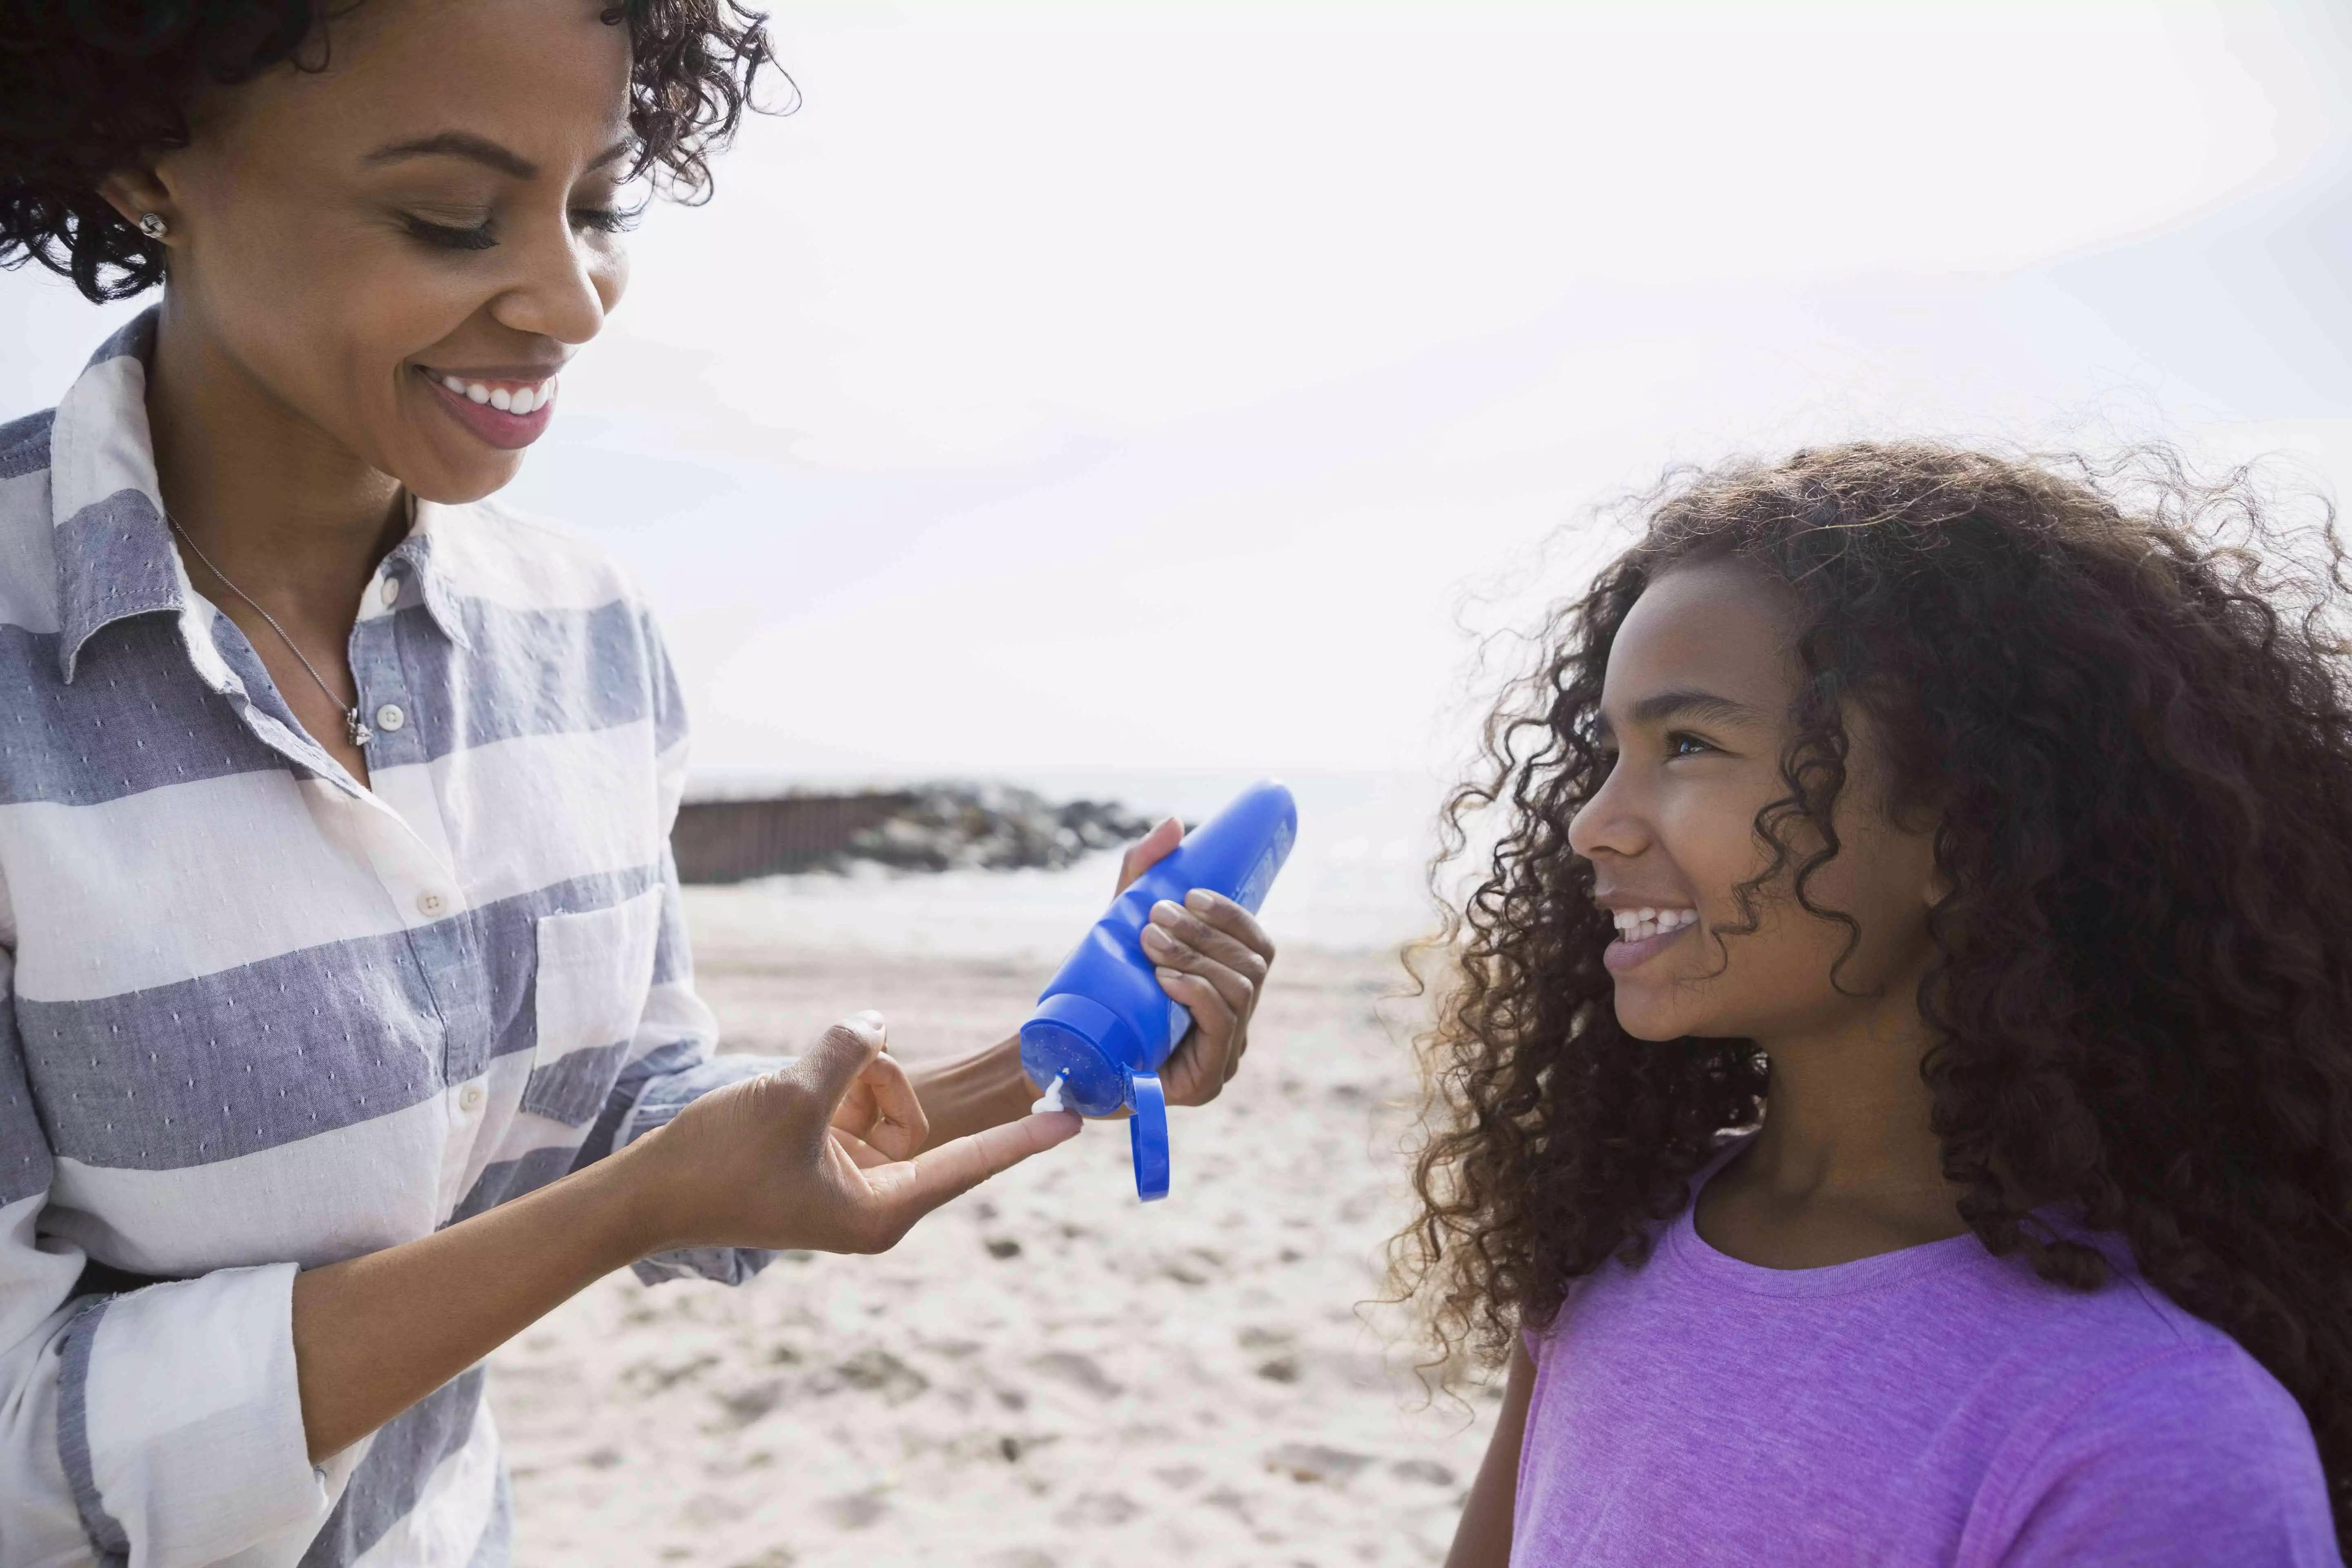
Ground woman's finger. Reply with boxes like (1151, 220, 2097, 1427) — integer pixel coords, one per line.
(1114, 817, 1183, 895)
(830, 1125, 894, 1169)
(792, 1011, 888, 1118)
(1156, 966, 1239, 1091)
(850, 1050, 928, 1160)
(1141, 920, 1259, 1025)
(862, 1112, 1082, 1237)
(1145, 900, 1270, 988)
(1180, 889, 1275, 964)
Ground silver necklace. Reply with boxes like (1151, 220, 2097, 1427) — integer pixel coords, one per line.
(166, 515, 373, 748)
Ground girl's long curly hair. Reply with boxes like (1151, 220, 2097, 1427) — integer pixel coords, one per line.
(1395, 441, 2352, 1535)
(1, 0, 789, 301)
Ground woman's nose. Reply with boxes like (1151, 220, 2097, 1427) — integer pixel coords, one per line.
(492, 218, 619, 347)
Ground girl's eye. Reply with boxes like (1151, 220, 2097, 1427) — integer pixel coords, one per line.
(404, 215, 497, 252)
(1666, 732, 1715, 758)
(572, 206, 640, 236)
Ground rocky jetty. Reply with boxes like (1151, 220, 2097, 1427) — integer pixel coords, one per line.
(669, 783, 1157, 882)
(843, 784, 1156, 873)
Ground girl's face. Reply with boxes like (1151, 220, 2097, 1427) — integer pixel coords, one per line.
(103, 0, 634, 501)
(1568, 559, 1942, 1045)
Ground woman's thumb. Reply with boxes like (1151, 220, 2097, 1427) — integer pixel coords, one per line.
(797, 1010, 887, 1105)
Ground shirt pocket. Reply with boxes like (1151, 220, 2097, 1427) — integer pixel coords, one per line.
(524, 886, 665, 1126)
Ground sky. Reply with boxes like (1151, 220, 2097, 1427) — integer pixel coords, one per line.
(7, 0, 2351, 793)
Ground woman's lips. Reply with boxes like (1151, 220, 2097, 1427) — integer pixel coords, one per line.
(418, 367, 557, 451)
(1604, 918, 1697, 974)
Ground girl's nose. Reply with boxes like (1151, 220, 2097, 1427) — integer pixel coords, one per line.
(1568, 766, 1649, 863)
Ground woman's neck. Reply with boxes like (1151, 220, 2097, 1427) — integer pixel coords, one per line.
(140, 296, 405, 787)
(145, 295, 408, 620)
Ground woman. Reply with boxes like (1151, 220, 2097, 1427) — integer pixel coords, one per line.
(0, 4, 1276, 1564)
(1402, 445, 2347, 1563)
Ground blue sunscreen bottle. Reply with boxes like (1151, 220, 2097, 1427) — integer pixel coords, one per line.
(1018, 780, 1298, 1201)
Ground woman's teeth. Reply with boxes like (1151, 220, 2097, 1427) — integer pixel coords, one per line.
(1612, 907, 1697, 943)
(436, 373, 556, 415)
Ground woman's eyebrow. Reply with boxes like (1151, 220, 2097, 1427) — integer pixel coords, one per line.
(362, 133, 634, 179)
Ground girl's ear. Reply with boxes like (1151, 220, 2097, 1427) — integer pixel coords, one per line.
(1924, 867, 1952, 909)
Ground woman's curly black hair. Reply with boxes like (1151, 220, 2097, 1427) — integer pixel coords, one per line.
(0, 0, 786, 301)
(1395, 441, 2352, 1538)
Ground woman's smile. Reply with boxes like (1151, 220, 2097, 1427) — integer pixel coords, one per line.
(415, 363, 559, 450)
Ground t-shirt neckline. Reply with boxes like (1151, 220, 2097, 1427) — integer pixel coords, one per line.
(1667, 1134, 1995, 1298)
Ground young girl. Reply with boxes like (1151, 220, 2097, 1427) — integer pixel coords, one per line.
(1405, 444, 2348, 1564)
(0, 4, 1272, 1563)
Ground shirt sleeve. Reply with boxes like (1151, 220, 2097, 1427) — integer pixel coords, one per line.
(1990, 1345, 2341, 1568)
(565, 613, 788, 1290)
(0, 947, 330, 1568)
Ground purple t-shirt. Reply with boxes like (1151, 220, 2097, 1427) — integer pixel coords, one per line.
(1512, 1144, 2339, 1566)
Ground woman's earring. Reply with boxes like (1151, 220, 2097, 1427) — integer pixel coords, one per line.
(137, 212, 169, 240)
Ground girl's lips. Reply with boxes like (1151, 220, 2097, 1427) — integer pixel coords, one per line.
(418, 367, 556, 452)
(1604, 919, 1696, 974)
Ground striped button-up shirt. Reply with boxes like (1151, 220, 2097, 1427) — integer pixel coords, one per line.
(0, 314, 778, 1567)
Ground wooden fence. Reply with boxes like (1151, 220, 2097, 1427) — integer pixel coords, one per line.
(670, 793, 919, 883)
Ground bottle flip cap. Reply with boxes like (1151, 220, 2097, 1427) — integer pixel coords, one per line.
(1129, 1073, 1170, 1201)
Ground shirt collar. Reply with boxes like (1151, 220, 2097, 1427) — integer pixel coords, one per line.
(52, 310, 178, 684)
(51, 307, 472, 683)
(372, 499, 473, 652)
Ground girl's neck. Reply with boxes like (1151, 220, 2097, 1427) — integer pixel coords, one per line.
(1697, 971, 1971, 1268)
(145, 295, 408, 614)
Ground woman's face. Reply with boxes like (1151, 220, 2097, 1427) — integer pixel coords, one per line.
(106, 0, 634, 502)
(1567, 558, 1941, 1045)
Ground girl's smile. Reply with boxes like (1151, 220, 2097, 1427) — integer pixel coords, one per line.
(1599, 900, 1701, 972)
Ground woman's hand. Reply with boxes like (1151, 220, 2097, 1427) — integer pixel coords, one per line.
(629, 1013, 1078, 1256)
(825, 1009, 930, 1163)
(1117, 818, 1280, 1107)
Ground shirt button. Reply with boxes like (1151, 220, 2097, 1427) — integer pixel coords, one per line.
(459, 1083, 485, 1112)
(381, 577, 402, 608)
(375, 704, 406, 733)
(416, 891, 447, 918)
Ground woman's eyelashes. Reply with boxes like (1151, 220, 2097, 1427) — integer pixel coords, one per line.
(404, 214, 497, 251)
(399, 206, 638, 252)
(572, 205, 639, 236)
(1664, 731, 1719, 759)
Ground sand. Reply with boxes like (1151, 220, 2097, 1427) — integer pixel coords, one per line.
(487, 898, 1499, 1566)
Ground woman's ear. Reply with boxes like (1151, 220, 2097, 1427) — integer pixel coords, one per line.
(96, 166, 175, 242)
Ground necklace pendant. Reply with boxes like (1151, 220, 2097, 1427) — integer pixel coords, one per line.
(347, 710, 374, 748)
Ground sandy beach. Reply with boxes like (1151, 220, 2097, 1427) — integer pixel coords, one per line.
(488, 889, 1497, 1566)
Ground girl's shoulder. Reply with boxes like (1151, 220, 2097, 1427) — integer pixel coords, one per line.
(1970, 1327, 2334, 1564)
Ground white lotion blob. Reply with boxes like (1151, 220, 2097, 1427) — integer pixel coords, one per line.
(1031, 1073, 1069, 1115)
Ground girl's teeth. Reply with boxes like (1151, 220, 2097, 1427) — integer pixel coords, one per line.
(510, 386, 536, 414)
(489, 387, 513, 412)
(1611, 907, 1697, 942)
(465, 382, 490, 404)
